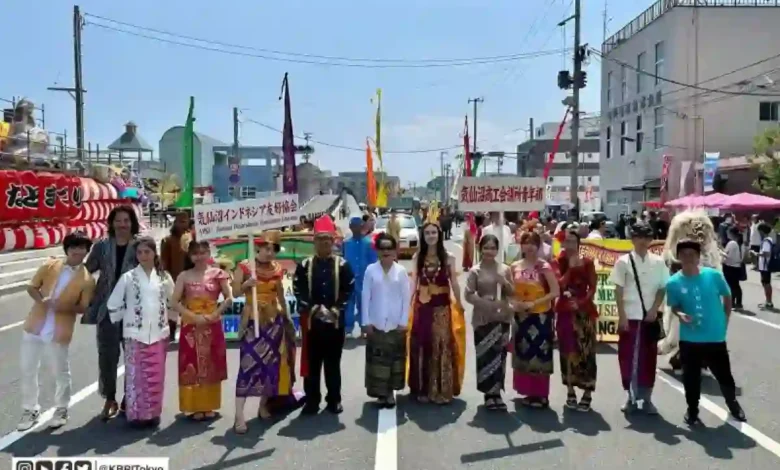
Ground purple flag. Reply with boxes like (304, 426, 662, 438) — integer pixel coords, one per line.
(281, 73, 297, 194)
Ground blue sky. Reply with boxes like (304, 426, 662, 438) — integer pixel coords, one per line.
(5, 0, 650, 186)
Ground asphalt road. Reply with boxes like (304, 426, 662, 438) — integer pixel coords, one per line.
(1, 228, 780, 470)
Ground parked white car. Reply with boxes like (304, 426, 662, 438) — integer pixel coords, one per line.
(374, 215, 419, 257)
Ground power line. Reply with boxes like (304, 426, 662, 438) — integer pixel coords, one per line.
(591, 47, 780, 97)
(244, 118, 463, 154)
(84, 17, 566, 68)
(85, 12, 553, 65)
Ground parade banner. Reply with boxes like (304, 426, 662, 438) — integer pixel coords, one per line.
(455, 176, 546, 212)
(194, 193, 299, 241)
(552, 238, 665, 342)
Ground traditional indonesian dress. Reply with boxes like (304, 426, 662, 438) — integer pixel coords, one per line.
(235, 260, 296, 399)
(407, 256, 466, 403)
(511, 260, 555, 398)
(178, 267, 229, 413)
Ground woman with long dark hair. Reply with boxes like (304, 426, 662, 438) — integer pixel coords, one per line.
(407, 221, 466, 404)
(510, 231, 560, 408)
(555, 230, 598, 411)
(107, 237, 174, 427)
(172, 240, 233, 420)
(464, 234, 513, 410)
(84, 204, 141, 420)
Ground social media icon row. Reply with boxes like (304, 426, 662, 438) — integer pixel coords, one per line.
(15, 460, 92, 470)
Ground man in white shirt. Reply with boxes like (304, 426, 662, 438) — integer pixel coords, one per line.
(587, 219, 608, 240)
(481, 212, 513, 259)
(610, 222, 669, 414)
(757, 223, 774, 309)
(362, 233, 412, 408)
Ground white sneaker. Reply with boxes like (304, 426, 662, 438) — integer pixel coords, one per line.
(49, 408, 68, 429)
(17, 409, 40, 431)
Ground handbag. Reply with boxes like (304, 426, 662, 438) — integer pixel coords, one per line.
(628, 254, 666, 342)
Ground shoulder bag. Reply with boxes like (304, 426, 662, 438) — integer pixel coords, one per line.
(628, 254, 666, 341)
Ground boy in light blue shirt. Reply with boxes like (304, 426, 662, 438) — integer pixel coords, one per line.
(666, 239, 746, 425)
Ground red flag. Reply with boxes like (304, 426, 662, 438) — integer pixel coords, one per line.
(463, 115, 472, 177)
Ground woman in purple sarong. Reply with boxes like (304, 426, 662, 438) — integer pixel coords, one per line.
(231, 230, 296, 433)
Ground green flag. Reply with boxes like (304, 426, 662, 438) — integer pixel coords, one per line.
(175, 96, 195, 208)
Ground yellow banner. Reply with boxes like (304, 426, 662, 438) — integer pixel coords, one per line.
(552, 238, 665, 342)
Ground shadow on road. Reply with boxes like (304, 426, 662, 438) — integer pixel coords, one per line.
(460, 438, 564, 465)
(396, 396, 467, 432)
(624, 412, 757, 459)
(276, 410, 346, 441)
(353, 402, 379, 435)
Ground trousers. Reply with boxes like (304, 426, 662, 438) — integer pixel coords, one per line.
(97, 316, 124, 401)
(303, 319, 345, 406)
(679, 341, 737, 410)
(20, 332, 71, 411)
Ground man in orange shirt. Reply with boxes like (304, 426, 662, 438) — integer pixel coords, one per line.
(18, 231, 95, 431)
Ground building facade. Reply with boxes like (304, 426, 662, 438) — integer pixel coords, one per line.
(516, 119, 601, 212)
(159, 126, 227, 188)
(328, 171, 401, 204)
(599, 0, 780, 219)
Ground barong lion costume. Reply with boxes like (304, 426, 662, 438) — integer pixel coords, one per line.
(659, 210, 722, 363)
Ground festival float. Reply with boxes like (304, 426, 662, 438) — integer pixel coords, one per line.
(0, 99, 147, 251)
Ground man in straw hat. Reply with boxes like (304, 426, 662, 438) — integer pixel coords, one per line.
(293, 215, 355, 414)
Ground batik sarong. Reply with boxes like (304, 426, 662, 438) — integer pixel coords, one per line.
(556, 309, 597, 391)
(124, 338, 167, 422)
(236, 318, 296, 398)
(512, 311, 554, 398)
(474, 322, 510, 396)
(618, 320, 658, 393)
(365, 329, 407, 398)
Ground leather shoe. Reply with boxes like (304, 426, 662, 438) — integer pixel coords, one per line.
(326, 402, 343, 414)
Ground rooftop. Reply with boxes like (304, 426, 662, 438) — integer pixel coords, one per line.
(602, 0, 780, 55)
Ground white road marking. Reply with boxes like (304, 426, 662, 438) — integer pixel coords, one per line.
(374, 391, 398, 470)
(0, 365, 127, 452)
(656, 372, 780, 459)
(0, 321, 24, 333)
(738, 314, 780, 330)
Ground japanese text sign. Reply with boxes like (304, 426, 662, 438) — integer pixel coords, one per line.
(194, 193, 299, 240)
(456, 176, 546, 212)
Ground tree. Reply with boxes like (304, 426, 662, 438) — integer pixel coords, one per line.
(751, 127, 780, 194)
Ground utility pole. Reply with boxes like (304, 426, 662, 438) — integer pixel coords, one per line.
(570, 0, 583, 216)
(302, 132, 312, 163)
(439, 151, 447, 202)
(49, 6, 86, 161)
(232, 107, 240, 158)
(230, 107, 240, 196)
(468, 97, 483, 155)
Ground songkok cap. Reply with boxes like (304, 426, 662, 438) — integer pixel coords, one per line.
(630, 222, 654, 238)
(313, 215, 337, 238)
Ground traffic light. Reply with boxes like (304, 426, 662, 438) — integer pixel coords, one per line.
(574, 71, 587, 89)
(557, 71, 573, 90)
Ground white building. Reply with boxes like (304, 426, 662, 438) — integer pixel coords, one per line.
(517, 119, 601, 212)
(599, 0, 780, 220)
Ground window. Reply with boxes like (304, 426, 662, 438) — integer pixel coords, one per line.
(620, 121, 627, 156)
(240, 186, 257, 199)
(636, 52, 646, 93)
(759, 102, 780, 121)
(636, 115, 644, 152)
(653, 107, 664, 149)
(228, 186, 236, 197)
(654, 41, 665, 86)
(607, 71, 613, 107)
(606, 126, 612, 159)
(621, 65, 627, 101)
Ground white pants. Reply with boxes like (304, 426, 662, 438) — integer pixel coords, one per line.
(19, 332, 72, 411)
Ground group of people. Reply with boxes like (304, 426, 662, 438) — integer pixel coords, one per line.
(16, 202, 746, 437)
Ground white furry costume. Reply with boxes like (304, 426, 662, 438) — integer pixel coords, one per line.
(658, 210, 722, 355)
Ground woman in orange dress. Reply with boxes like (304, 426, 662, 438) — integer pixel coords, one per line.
(172, 240, 233, 420)
(510, 231, 560, 408)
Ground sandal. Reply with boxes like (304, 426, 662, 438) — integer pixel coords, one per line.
(258, 407, 272, 420)
(234, 420, 248, 434)
(578, 394, 592, 412)
(191, 413, 205, 421)
(203, 411, 216, 419)
(565, 393, 578, 409)
(484, 396, 496, 409)
(520, 397, 534, 408)
(493, 397, 507, 411)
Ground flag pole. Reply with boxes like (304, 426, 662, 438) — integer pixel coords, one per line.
(248, 234, 260, 338)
